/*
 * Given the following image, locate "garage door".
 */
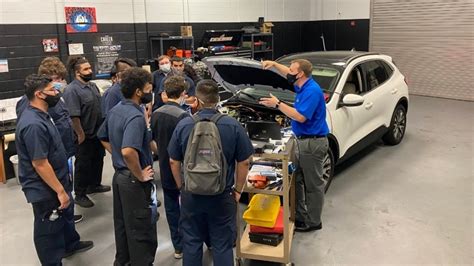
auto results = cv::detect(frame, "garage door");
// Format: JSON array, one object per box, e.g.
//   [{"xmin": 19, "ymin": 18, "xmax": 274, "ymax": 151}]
[{"xmin": 369, "ymin": 0, "xmax": 474, "ymax": 101}]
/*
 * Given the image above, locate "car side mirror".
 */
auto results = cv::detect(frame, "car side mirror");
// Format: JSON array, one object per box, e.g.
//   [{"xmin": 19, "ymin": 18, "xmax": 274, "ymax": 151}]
[{"xmin": 341, "ymin": 94, "xmax": 364, "ymax": 107}]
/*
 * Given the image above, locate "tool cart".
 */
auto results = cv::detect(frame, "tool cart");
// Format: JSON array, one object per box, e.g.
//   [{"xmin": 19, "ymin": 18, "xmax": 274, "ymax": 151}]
[{"xmin": 235, "ymin": 140, "xmax": 296, "ymax": 266}]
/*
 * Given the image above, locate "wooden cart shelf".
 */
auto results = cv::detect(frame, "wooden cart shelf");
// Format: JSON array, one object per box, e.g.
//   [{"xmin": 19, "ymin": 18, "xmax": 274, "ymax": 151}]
[{"xmin": 238, "ymin": 221, "xmax": 294, "ymax": 263}]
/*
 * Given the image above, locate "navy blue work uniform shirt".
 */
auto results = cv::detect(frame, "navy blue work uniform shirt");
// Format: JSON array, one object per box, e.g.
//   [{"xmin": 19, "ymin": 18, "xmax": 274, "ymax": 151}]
[
  {"xmin": 63, "ymin": 79, "xmax": 103, "ymax": 139},
  {"xmin": 15, "ymin": 106, "xmax": 71, "ymax": 203},
  {"xmin": 152, "ymin": 70, "xmax": 168, "ymax": 111},
  {"xmin": 16, "ymin": 96, "xmax": 77, "ymax": 158},
  {"xmin": 292, "ymin": 78, "xmax": 329, "ymax": 136},
  {"xmin": 151, "ymin": 102, "xmax": 189, "ymax": 190},
  {"xmin": 101, "ymin": 82, "xmax": 123, "ymax": 118},
  {"xmin": 153, "ymin": 74, "xmax": 195, "ymax": 111},
  {"xmin": 97, "ymin": 100, "xmax": 153, "ymax": 170},
  {"xmin": 168, "ymin": 108, "xmax": 254, "ymax": 190}
]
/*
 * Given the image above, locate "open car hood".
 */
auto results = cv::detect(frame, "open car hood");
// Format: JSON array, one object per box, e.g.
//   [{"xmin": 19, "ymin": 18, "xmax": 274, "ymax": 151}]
[{"xmin": 202, "ymin": 57, "xmax": 293, "ymax": 94}]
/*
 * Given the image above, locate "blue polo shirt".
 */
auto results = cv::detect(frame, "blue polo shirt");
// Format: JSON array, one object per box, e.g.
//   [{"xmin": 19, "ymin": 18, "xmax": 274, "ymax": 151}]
[
  {"xmin": 97, "ymin": 99, "xmax": 153, "ymax": 170},
  {"xmin": 16, "ymin": 96, "xmax": 77, "ymax": 158},
  {"xmin": 102, "ymin": 82, "xmax": 123, "ymax": 118},
  {"xmin": 292, "ymin": 78, "xmax": 329, "ymax": 137},
  {"xmin": 15, "ymin": 106, "xmax": 71, "ymax": 203},
  {"xmin": 168, "ymin": 108, "xmax": 254, "ymax": 190}
]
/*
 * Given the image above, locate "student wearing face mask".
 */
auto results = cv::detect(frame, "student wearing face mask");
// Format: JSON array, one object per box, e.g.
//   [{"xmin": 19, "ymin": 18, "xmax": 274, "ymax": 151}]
[
  {"xmin": 154, "ymin": 56, "xmax": 196, "ymax": 111},
  {"xmin": 16, "ymin": 57, "xmax": 84, "ymax": 223},
  {"xmin": 97, "ymin": 67, "xmax": 157, "ymax": 266},
  {"xmin": 15, "ymin": 74, "xmax": 94, "ymax": 265},
  {"xmin": 101, "ymin": 58, "xmax": 137, "ymax": 118},
  {"xmin": 151, "ymin": 55, "xmax": 172, "ymax": 111},
  {"xmin": 260, "ymin": 59, "xmax": 329, "ymax": 233},
  {"xmin": 63, "ymin": 56, "xmax": 110, "ymax": 208},
  {"xmin": 150, "ymin": 75, "xmax": 190, "ymax": 259}
]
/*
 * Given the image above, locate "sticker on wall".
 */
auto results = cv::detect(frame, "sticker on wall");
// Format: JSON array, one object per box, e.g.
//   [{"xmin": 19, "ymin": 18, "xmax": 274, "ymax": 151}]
[
  {"xmin": 65, "ymin": 7, "xmax": 98, "ymax": 33},
  {"xmin": 68, "ymin": 43, "xmax": 84, "ymax": 55},
  {"xmin": 42, "ymin": 38, "xmax": 59, "ymax": 53},
  {"xmin": 0, "ymin": 59, "xmax": 9, "ymax": 73},
  {"xmin": 93, "ymin": 35, "xmax": 121, "ymax": 78}
]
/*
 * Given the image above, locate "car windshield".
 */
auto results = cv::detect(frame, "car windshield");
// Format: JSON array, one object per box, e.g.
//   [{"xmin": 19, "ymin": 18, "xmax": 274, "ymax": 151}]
[{"xmin": 311, "ymin": 66, "xmax": 340, "ymax": 93}]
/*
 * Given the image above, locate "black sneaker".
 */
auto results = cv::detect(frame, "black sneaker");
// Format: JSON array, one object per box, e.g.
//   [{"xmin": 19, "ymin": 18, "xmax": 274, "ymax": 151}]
[
  {"xmin": 74, "ymin": 214, "xmax": 83, "ymax": 224},
  {"xmin": 86, "ymin": 185, "xmax": 111, "ymax": 194},
  {"xmin": 63, "ymin": 241, "xmax": 94, "ymax": 258},
  {"xmin": 295, "ymin": 222, "xmax": 322, "ymax": 232},
  {"xmin": 75, "ymin": 195, "xmax": 94, "ymax": 208}
]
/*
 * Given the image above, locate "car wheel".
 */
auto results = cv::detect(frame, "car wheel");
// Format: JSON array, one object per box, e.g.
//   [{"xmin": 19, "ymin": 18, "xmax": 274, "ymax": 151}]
[
  {"xmin": 383, "ymin": 104, "xmax": 407, "ymax": 145},
  {"xmin": 323, "ymin": 148, "xmax": 335, "ymax": 193}
]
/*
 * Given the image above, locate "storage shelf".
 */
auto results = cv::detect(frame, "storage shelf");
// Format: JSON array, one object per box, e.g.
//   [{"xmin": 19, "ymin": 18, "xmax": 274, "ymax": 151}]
[
  {"xmin": 243, "ymin": 185, "xmax": 284, "ymax": 196},
  {"xmin": 238, "ymin": 221, "xmax": 294, "ymax": 263},
  {"xmin": 254, "ymin": 49, "xmax": 273, "ymax": 53}
]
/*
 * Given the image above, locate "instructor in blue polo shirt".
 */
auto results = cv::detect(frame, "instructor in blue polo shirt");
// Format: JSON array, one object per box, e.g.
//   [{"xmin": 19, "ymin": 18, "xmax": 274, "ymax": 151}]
[{"xmin": 260, "ymin": 59, "xmax": 329, "ymax": 233}]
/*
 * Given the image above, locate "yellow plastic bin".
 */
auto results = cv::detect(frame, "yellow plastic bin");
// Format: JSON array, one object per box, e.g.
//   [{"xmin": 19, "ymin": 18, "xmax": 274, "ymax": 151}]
[
  {"xmin": 9, "ymin": 155, "xmax": 20, "ymax": 185},
  {"xmin": 243, "ymin": 194, "xmax": 280, "ymax": 228}
]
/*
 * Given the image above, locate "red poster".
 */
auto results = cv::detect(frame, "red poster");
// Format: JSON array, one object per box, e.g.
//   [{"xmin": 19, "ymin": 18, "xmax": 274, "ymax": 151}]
[{"xmin": 65, "ymin": 7, "xmax": 98, "ymax": 33}]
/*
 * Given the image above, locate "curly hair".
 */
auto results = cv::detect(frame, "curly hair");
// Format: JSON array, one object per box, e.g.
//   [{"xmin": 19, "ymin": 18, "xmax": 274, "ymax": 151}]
[
  {"xmin": 121, "ymin": 67, "xmax": 153, "ymax": 99},
  {"xmin": 37, "ymin": 57, "xmax": 67, "ymax": 79}
]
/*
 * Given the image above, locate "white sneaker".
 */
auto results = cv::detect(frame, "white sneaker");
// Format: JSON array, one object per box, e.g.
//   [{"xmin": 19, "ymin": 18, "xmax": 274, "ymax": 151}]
[{"xmin": 174, "ymin": 251, "xmax": 183, "ymax": 259}]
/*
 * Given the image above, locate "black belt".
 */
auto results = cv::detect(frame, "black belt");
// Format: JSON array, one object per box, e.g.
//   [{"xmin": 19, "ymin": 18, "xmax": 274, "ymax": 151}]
[
  {"xmin": 117, "ymin": 169, "xmax": 132, "ymax": 176},
  {"xmin": 296, "ymin": 135, "xmax": 326, "ymax": 139}
]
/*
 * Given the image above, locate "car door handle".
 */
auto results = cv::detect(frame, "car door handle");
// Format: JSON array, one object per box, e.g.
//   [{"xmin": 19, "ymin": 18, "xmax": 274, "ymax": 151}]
[
  {"xmin": 365, "ymin": 102, "xmax": 373, "ymax": 110},
  {"xmin": 391, "ymin": 88, "xmax": 398, "ymax": 94}
]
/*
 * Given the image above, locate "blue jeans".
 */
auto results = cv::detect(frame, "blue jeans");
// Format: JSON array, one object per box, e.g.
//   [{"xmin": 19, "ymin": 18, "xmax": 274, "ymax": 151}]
[
  {"xmin": 163, "ymin": 188, "xmax": 182, "ymax": 252},
  {"xmin": 181, "ymin": 190, "xmax": 236, "ymax": 266},
  {"xmin": 32, "ymin": 192, "xmax": 80, "ymax": 266}
]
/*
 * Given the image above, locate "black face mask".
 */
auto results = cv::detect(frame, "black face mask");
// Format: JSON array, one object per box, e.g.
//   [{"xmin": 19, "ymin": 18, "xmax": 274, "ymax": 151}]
[
  {"xmin": 42, "ymin": 92, "xmax": 61, "ymax": 107},
  {"xmin": 140, "ymin": 92, "xmax": 153, "ymax": 104},
  {"xmin": 79, "ymin": 73, "xmax": 93, "ymax": 82},
  {"xmin": 286, "ymin": 73, "xmax": 299, "ymax": 86}
]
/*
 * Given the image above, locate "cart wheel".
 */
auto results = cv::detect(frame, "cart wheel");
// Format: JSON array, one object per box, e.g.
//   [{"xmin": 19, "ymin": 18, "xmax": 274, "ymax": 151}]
[{"xmin": 235, "ymin": 258, "xmax": 243, "ymax": 266}]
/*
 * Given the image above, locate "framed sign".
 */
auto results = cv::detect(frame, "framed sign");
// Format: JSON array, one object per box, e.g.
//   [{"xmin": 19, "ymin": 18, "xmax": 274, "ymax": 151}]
[
  {"xmin": 42, "ymin": 38, "xmax": 59, "ymax": 53},
  {"xmin": 65, "ymin": 7, "xmax": 98, "ymax": 33}
]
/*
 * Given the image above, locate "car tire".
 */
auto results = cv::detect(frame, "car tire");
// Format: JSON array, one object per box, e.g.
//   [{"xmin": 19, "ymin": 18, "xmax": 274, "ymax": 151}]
[
  {"xmin": 382, "ymin": 104, "xmax": 407, "ymax": 145},
  {"xmin": 323, "ymin": 148, "xmax": 335, "ymax": 193}
]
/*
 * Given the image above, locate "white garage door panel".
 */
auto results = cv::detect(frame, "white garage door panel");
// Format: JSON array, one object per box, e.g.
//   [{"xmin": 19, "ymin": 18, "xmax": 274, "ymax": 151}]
[{"xmin": 370, "ymin": 0, "xmax": 474, "ymax": 101}]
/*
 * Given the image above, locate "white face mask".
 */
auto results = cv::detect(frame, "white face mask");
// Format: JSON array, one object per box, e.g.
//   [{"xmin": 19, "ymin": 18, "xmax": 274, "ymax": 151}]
[{"xmin": 159, "ymin": 63, "xmax": 171, "ymax": 73}]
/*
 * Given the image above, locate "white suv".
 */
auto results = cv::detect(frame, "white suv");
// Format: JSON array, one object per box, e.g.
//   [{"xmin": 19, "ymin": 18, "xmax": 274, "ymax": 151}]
[{"xmin": 203, "ymin": 51, "xmax": 409, "ymax": 191}]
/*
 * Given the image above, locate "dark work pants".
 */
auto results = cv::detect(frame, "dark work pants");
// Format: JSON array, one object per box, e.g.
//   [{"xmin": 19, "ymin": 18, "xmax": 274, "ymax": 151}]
[
  {"xmin": 32, "ymin": 192, "xmax": 80, "ymax": 266},
  {"xmin": 74, "ymin": 138, "xmax": 105, "ymax": 196},
  {"xmin": 181, "ymin": 190, "xmax": 236, "ymax": 266},
  {"xmin": 112, "ymin": 170, "xmax": 157, "ymax": 266},
  {"xmin": 163, "ymin": 188, "xmax": 183, "ymax": 252},
  {"xmin": 295, "ymin": 137, "xmax": 329, "ymax": 227}
]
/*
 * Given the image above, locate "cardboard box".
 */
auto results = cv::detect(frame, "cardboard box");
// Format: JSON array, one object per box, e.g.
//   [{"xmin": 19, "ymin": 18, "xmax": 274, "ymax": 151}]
[
  {"xmin": 260, "ymin": 22, "xmax": 274, "ymax": 33},
  {"xmin": 181, "ymin": 26, "xmax": 193, "ymax": 37}
]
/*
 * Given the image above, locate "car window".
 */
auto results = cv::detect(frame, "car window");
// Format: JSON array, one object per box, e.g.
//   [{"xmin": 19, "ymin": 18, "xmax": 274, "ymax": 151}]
[
  {"xmin": 361, "ymin": 60, "xmax": 389, "ymax": 92},
  {"xmin": 380, "ymin": 60, "xmax": 394, "ymax": 78}
]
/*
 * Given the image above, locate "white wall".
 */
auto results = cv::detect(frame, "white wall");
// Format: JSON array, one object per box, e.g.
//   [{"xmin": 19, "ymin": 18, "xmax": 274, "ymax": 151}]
[
  {"xmin": 310, "ymin": 0, "xmax": 370, "ymax": 20},
  {"xmin": 0, "ymin": 0, "xmax": 314, "ymax": 24},
  {"xmin": 0, "ymin": 0, "xmax": 369, "ymax": 24}
]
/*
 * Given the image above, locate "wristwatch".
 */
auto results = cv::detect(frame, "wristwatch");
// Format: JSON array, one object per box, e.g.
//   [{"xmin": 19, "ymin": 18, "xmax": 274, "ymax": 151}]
[{"xmin": 275, "ymin": 100, "xmax": 281, "ymax": 108}]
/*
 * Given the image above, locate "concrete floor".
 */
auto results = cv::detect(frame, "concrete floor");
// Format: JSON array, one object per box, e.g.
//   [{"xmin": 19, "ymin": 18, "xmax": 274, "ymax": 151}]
[{"xmin": 0, "ymin": 95, "xmax": 472, "ymax": 265}]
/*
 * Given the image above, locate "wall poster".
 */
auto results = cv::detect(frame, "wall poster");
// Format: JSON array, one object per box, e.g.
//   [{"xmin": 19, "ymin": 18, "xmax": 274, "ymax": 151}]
[
  {"xmin": 65, "ymin": 7, "xmax": 98, "ymax": 33},
  {"xmin": 93, "ymin": 35, "xmax": 121, "ymax": 78}
]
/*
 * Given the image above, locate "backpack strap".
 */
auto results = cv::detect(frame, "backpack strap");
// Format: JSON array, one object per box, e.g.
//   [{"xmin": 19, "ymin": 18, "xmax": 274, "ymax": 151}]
[
  {"xmin": 210, "ymin": 113, "xmax": 225, "ymax": 124},
  {"xmin": 191, "ymin": 114, "xmax": 201, "ymax": 123}
]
